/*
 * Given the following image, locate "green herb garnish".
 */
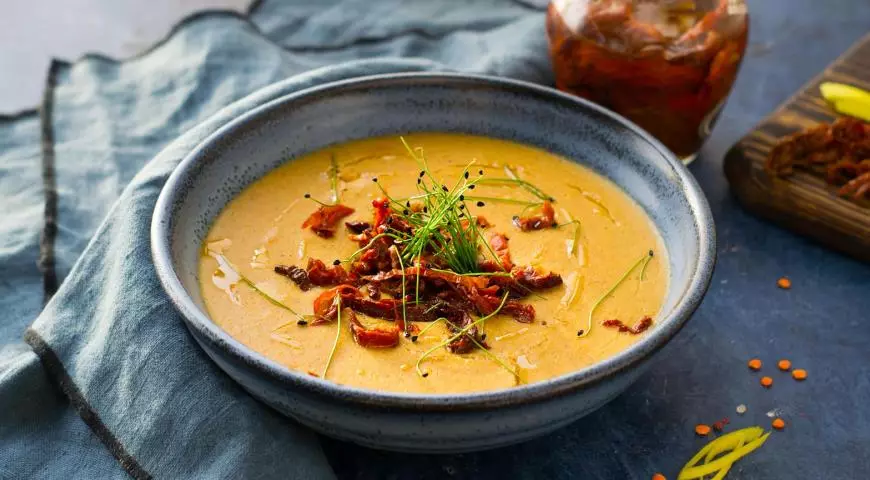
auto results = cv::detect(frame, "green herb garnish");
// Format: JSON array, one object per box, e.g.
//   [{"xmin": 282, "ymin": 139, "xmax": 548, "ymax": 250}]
[
  {"xmin": 321, "ymin": 296, "xmax": 342, "ymax": 379},
  {"xmin": 415, "ymin": 293, "xmax": 510, "ymax": 378},
  {"xmin": 578, "ymin": 249, "xmax": 654, "ymax": 338},
  {"xmin": 210, "ymin": 251, "xmax": 310, "ymax": 323}
]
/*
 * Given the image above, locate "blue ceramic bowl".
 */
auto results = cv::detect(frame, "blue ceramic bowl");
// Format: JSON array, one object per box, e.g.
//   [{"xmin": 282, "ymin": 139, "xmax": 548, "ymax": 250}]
[{"xmin": 151, "ymin": 73, "xmax": 715, "ymax": 453}]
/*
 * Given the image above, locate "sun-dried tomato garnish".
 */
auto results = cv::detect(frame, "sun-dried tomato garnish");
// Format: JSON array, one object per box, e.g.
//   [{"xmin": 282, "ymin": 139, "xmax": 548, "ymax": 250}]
[
  {"xmin": 348, "ymin": 309, "xmax": 400, "ymax": 348},
  {"xmin": 345, "ymin": 220, "xmax": 371, "ymax": 234},
  {"xmin": 302, "ymin": 204, "xmax": 355, "ymax": 238},
  {"xmin": 489, "ymin": 233, "xmax": 514, "ymax": 270},
  {"xmin": 305, "ymin": 258, "xmax": 349, "ymax": 286},
  {"xmin": 274, "ymin": 264, "xmax": 312, "ymax": 291},
  {"xmin": 512, "ymin": 201, "xmax": 556, "ymax": 231},
  {"xmin": 602, "ymin": 316, "xmax": 654, "ymax": 334}
]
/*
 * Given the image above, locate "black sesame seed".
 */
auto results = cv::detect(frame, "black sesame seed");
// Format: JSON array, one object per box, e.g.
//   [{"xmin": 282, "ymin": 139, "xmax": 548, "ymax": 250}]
[
  {"xmin": 304, "ymin": 193, "xmax": 311, "ymax": 198},
  {"xmin": 464, "ymin": 171, "xmax": 470, "ymax": 179},
  {"xmin": 411, "ymin": 335, "xmax": 418, "ymax": 342},
  {"xmin": 649, "ymin": 249, "xmax": 655, "ymax": 257},
  {"xmin": 419, "ymin": 170, "xmax": 425, "ymax": 177},
  {"xmin": 441, "ymin": 185, "xmax": 448, "ymax": 192},
  {"xmin": 468, "ymin": 184, "xmax": 476, "ymax": 190},
  {"xmin": 576, "ymin": 329, "xmax": 584, "ymax": 336},
  {"xmin": 458, "ymin": 212, "xmax": 465, "ymax": 218},
  {"xmin": 405, "ymin": 201, "xmax": 411, "ymax": 208},
  {"xmin": 297, "ymin": 319, "xmax": 309, "ymax": 326},
  {"xmin": 417, "ymin": 179, "xmax": 421, "ymax": 185},
  {"xmin": 476, "ymin": 201, "xmax": 485, "ymax": 207},
  {"xmin": 459, "ymin": 204, "xmax": 465, "ymax": 210},
  {"xmin": 478, "ymin": 169, "xmax": 484, "ymax": 175},
  {"xmin": 372, "ymin": 177, "xmax": 378, "ymax": 182},
  {"xmin": 422, "ymin": 206, "xmax": 428, "ymax": 213},
  {"xmin": 459, "ymin": 195, "xmax": 465, "ymax": 201},
  {"xmin": 333, "ymin": 259, "xmax": 341, "ymax": 266},
  {"xmin": 421, "ymin": 372, "xmax": 429, "ymax": 378}
]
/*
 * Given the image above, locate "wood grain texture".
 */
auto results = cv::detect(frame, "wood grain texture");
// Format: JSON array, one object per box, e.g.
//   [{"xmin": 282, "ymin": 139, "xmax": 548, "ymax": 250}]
[{"xmin": 724, "ymin": 33, "xmax": 870, "ymax": 262}]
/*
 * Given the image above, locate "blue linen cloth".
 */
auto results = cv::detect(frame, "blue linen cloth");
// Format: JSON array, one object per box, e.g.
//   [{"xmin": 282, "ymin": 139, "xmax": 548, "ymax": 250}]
[{"xmin": 0, "ymin": 2, "xmax": 551, "ymax": 477}]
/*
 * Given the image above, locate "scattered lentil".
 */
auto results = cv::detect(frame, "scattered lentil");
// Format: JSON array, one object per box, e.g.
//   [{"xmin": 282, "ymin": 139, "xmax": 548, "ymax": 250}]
[
  {"xmin": 778, "ymin": 359, "xmax": 792, "ymax": 371},
  {"xmin": 792, "ymin": 369, "xmax": 808, "ymax": 381},
  {"xmin": 760, "ymin": 376, "xmax": 773, "ymax": 388},
  {"xmin": 777, "ymin": 277, "xmax": 792, "ymax": 289},
  {"xmin": 652, "ymin": 474, "xmax": 666, "ymax": 480},
  {"xmin": 748, "ymin": 358, "xmax": 762, "ymax": 371},
  {"xmin": 772, "ymin": 418, "xmax": 786, "ymax": 430},
  {"xmin": 695, "ymin": 424, "xmax": 712, "ymax": 437}
]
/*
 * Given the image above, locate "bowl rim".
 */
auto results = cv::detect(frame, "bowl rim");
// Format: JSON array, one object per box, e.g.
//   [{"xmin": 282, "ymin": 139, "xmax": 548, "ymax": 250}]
[{"xmin": 151, "ymin": 72, "xmax": 716, "ymax": 411}]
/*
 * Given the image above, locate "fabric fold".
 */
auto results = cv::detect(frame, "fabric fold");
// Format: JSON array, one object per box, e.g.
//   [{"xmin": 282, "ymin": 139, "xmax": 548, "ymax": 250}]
[{"xmin": 29, "ymin": 33, "xmax": 442, "ymax": 477}]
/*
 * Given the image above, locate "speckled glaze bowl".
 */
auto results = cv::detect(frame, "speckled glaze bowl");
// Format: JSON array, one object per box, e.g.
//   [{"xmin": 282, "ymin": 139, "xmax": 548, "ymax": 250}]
[{"xmin": 151, "ymin": 73, "xmax": 715, "ymax": 453}]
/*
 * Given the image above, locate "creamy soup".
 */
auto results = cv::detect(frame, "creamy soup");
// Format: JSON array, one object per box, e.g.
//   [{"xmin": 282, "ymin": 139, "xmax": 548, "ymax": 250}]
[{"xmin": 199, "ymin": 133, "xmax": 667, "ymax": 394}]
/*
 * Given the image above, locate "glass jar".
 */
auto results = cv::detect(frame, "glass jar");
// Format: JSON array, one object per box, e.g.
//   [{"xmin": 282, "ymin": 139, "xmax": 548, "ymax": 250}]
[{"xmin": 546, "ymin": 0, "xmax": 748, "ymax": 163}]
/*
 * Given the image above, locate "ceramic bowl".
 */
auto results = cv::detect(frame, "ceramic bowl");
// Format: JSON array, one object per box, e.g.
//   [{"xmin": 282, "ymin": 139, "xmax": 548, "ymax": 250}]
[{"xmin": 151, "ymin": 73, "xmax": 715, "ymax": 453}]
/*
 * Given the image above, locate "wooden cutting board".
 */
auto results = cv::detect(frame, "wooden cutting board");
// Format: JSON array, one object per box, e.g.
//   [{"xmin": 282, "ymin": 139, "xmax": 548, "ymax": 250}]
[{"xmin": 724, "ymin": 33, "xmax": 870, "ymax": 262}]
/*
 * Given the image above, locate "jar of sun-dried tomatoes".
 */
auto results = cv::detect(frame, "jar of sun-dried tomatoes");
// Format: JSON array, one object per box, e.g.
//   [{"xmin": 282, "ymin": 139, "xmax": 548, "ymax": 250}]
[{"xmin": 547, "ymin": 0, "xmax": 748, "ymax": 163}]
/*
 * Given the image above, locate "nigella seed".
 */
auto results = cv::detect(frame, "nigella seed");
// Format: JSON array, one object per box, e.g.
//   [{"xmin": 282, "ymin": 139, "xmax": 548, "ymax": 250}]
[
  {"xmin": 422, "ymin": 372, "xmax": 429, "ymax": 378},
  {"xmin": 648, "ymin": 249, "xmax": 655, "ymax": 257},
  {"xmin": 403, "ymin": 209, "xmax": 410, "ymax": 215},
  {"xmin": 464, "ymin": 171, "xmax": 470, "ymax": 179},
  {"xmin": 304, "ymin": 193, "xmax": 311, "ymax": 198},
  {"xmin": 417, "ymin": 179, "xmax": 421, "ymax": 185},
  {"xmin": 459, "ymin": 204, "xmax": 465, "ymax": 210},
  {"xmin": 441, "ymin": 185, "xmax": 448, "ymax": 192},
  {"xmin": 405, "ymin": 201, "xmax": 411, "ymax": 208},
  {"xmin": 419, "ymin": 170, "xmax": 425, "ymax": 177},
  {"xmin": 459, "ymin": 195, "xmax": 465, "ymax": 201},
  {"xmin": 468, "ymin": 184, "xmax": 476, "ymax": 190},
  {"xmin": 372, "ymin": 177, "xmax": 378, "ymax": 182},
  {"xmin": 411, "ymin": 335, "xmax": 418, "ymax": 342},
  {"xmin": 576, "ymin": 329, "xmax": 584, "ymax": 336},
  {"xmin": 297, "ymin": 319, "xmax": 309, "ymax": 326},
  {"xmin": 423, "ymin": 206, "xmax": 428, "ymax": 213},
  {"xmin": 478, "ymin": 169, "xmax": 484, "ymax": 175},
  {"xmin": 458, "ymin": 212, "xmax": 465, "ymax": 218},
  {"xmin": 476, "ymin": 201, "xmax": 485, "ymax": 207},
  {"xmin": 333, "ymin": 259, "xmax": 341, "ymax": 266}
]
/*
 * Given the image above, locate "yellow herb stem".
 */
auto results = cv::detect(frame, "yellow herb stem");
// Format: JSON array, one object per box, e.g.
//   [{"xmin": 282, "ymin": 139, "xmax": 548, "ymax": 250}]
[{"xmin": 678, "ymin": 427, "xmax": 770, "ymax": 480}]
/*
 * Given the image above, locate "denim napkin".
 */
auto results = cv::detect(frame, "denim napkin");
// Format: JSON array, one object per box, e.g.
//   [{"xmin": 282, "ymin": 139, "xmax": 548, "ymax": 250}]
[{"xmin": 0, "ymin": 2, "xmax": 550, "ymax": 477}]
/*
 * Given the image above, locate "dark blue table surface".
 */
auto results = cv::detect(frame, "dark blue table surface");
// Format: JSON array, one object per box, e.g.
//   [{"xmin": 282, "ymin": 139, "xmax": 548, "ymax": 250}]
[{"xmin": 324, "ymin": 1, "xmax": 870, "ymax": 478}]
